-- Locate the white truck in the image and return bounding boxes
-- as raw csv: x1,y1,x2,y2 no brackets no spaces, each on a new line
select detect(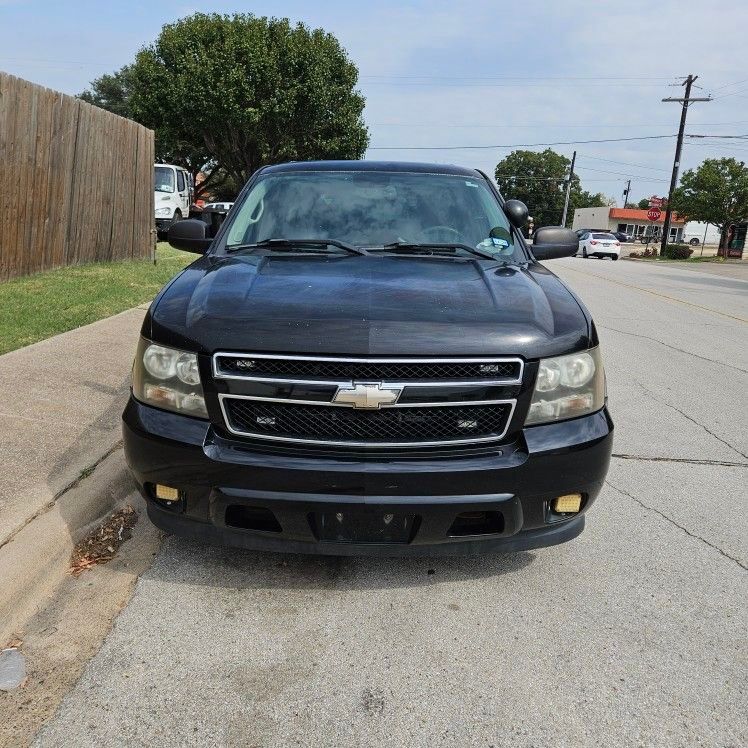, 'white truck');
682,221,721,246
154,164,193,240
